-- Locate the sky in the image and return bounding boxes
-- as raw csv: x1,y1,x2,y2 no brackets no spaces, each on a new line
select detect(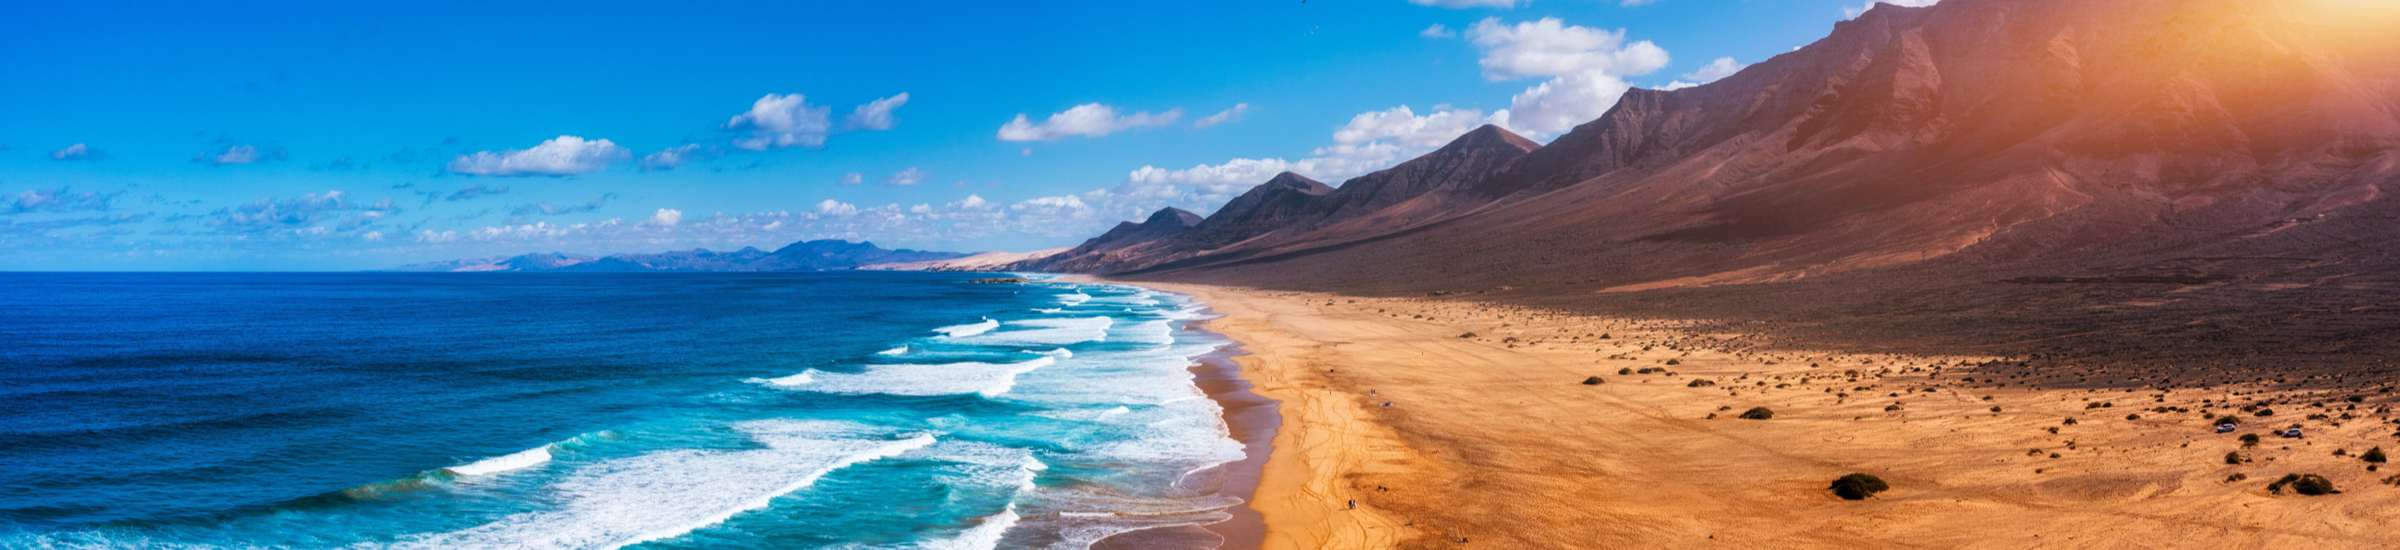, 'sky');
0,0,1934,271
